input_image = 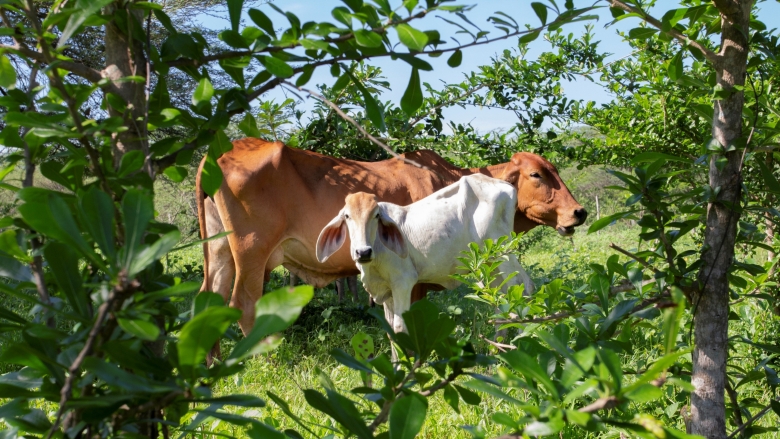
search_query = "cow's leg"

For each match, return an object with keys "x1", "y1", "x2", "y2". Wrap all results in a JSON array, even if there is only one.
[
  {"x1": 231, "y1": 242, "x2": 279, "y2": 334},
  {"x1": 289, "y1": 272, "x2": 297, "y2": 287},
  {"x1": 200, "y1": 197, "x2": 236, "y2": 365},
  {"x1": 348, "y1": 276, "x2": 359, "y2": 302},
  {"x1": 382, "y1": 298, "x2": 400, "y2": 361},
  {"x1": 200, "y1": 196, "x2": 236, "y2": 303},
  {"x1": 336, "y1": 278, "x2": 345, "y2": 302},
  {"x1": 410, "y1": 283, "x2": 427, "y2": 303}
]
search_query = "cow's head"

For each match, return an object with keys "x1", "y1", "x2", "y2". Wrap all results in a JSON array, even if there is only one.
[
  {"x1": 316, "y1": 192, "x2": 407, "y2": 264},
  {"x1": 498, "y1": 152, "x2": 587, "y2": 236}
]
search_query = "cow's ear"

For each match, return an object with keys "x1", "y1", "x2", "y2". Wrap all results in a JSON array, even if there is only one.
[
  {"x1": 378, "y1": 212, "x2": 407, "y2": 258},
  {"x1": 316, "y1": 214, "x2": 347, "y2": 263}
]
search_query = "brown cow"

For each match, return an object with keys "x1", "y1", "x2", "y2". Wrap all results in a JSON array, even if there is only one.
[{"x1": 197, "y1": 138, "x2": 586, "y2": 332}]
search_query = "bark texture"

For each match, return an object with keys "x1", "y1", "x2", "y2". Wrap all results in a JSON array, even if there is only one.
[
  {"x1": 103, "y1": 0, "x2": 148, "y2": 166},
  {"x1": 692, "y1": 1, "x2": 752, "y2": 437}
]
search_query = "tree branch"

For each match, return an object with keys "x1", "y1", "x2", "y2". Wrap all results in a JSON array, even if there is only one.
[
  {"x1": 46, "y1": 274, "x2": 139, "y2": 439},
  {"x1": 727, "y1": 397, "x2": 780, "y2": 438},
  {"x1": 609, "y1": 243, "x2": 663, "y2": 276},
  {"x1": 608, "y1": 0, "x2": 719, "y2": 64},
  {"x1": 281, "y1": 81, "x2": 432, "y2": 171}
]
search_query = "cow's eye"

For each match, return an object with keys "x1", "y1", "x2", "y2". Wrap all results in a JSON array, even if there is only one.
[
  {"x1": 530, "y1": 172, "x2": 541, "y2": 179},
  {"x1": 375, "y1": 213, "x2": 380, "y2": 218},
  {"x1": 344, "y1": 214, "x2": 350, "y2": 219}
]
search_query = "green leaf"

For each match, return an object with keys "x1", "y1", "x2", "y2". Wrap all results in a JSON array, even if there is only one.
[
  {"x1": 248, "y1": 8, "x2": 275, "y2": 38},
  {"x1": 192, "y1": 78, "x2": 214, "y2": 106},
  {"x1": 756, "y1": 159, "x2": 780, "y2": 194},
  {"x1": 201, "y1": 155, "x2": 224, "y2": 197},
  {"x1": 395, "y1": 23, "x2": 428, "y2": 51},
  {"x1": 128, "y1": 230, "x2": 180, "y2": 276},
  {"x1": 330, "y1": 348, "x2": 373, "y2": 374},
  {"x1": 193, "y1": 291, "x2": 224, "y2": 315},
  {"x1": 588, "y1": 211, "x2": 637, "y2": 234},
  {"x1": 220, "y1": 30, "x2": 249, "y2": 49},
  {"x1": 210, "y1": 129, "x2": 234, "y2": 156},
  {"x1": 598, "y1": 349, "x2": 623, "y2": 391},
  {"x1": 118, "y1": 150, "x2": 145, "y2": 177},
  {"x1": 121, "y1": 189, "x2": 153, "y2": 268},
  {"x1": 531, "y1": 2, "x2": 548, "y2": 25},
  {"x1": 389, "y1": 394, "x2": 428, "y2": 439},
  {"x1": 238, "y1": 113, "x2": 261, "y2": 138},
  {"x1": 59, "y1": 0, "x2": 113, "y2": 44},
  {"x1": 348, "y1": 72, "x2": 386, "y2": 131},
  {"x1": 518, "y1": 30, "x2": 540, "y2": 44},
  {"x1": 632, "y1": 152, "x2": 691, "y2": 165},
  {"x1": 228, "y1": 285, "x2": 314, "y2": 363},
  {"x1": 447, "y1": 49, "x2": 462, "y2": 67},
  {"x1": 296, "y1": 64, "x2": 314, "y2": 87},
  {"x1": 227, "y1": 0, "x2": 243, "y2": 32},
  {"x1": 197, "y1": 394, "x2": 266, "y2": 408},
  {"x1": 78, "y1": 187, "x2": 117, "y2": 262},
  {"x1": 599, "y1": 299, "x2": 638, "y2": 337},
  {"x1": 351, "y1": 331, "x2": 374, "y2": 361},
  {"x1": 401, "y1": 68, "x2": 422, "y2": 116},
  {"x1": 623, "y1": 349, "x2": 690, "y2": 393},
  {"x1": 623, "y1": 383, "x2": 663, "y2": 403},
  {"x1": 258, "y1": 56, "x2": 293, "y2": 78},
  {"x1": 163, "y1": 166, "x2": 187, "y2": 182},
  {"x1": 19, "y1": 195, "x2": 101, "y2": 268},
  {"x1": 0, "y1": 55, "x2": 17, "y2": 89},
  {"x1": 178, "y1": 306, "x2": 241, "y2": 372},
  {"x1": 500, "y1": 350, "x2": 560, "y2": 400},
  {"x1": 118, "y1": 318, "x2": 160, "y2": 341},
  {"x1": 354, "y1": 29, "x2": 383, "y2": 48},
  {"x1": 628, "y1": 27, "x2": 658, "y2": 39},
  {"x1": 442, "y1": 385, "x2": 460, "y2": 413},
  {"x1": 668, "y1": 51, "x2": 683, "y2": 81},
  {"x1": 44, "y1": 243, "x2": 89, "y2": 318}
]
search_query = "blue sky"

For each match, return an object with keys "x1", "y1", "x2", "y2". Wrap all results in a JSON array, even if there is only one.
[{"x1": 199, "y1": 0, "x2": 780, "y2": 134}]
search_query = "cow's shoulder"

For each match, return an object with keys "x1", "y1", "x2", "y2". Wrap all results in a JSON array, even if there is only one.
[{"x1": 458, "y1": 174, "x2": 517, "y2": 205}]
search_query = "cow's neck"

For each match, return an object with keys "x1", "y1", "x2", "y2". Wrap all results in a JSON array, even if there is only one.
[
  {"x1": 466, "y1": 162, "x2": 542, "y2": 234},
  {"x1": 466, "y1": 162, "x2": 509, "y2": 179}
]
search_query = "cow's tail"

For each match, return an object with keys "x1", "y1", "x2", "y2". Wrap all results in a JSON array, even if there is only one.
[{"x1": 195, "y1": 156, "x2": 211, "y2": 292}]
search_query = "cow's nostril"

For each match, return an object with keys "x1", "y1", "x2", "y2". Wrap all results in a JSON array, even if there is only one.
[
  {"x1": 356, "y1": 248, "x2": 373, "y2": 259},
  {"x1": 574, "y1": 208, "x2": 588, "y2": 222}
]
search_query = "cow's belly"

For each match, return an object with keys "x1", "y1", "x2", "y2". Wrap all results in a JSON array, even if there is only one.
[{"x1": 269, "y1": 238, "x2": 359, "y2": 287}]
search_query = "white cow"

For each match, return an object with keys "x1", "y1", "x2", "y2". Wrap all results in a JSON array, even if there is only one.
[{"x1": 315, "y1": 174, "x2": 534, "y2": 335}]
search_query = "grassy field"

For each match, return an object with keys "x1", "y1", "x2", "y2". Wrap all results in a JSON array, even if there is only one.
[
  {"x1": 2, "y1": 164, "x2": 778, "y2": 438},
  {"x1": 171, "y1": 224, "x2": 651, "y2": 439}
]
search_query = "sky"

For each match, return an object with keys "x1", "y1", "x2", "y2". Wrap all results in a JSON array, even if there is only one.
[{"x1": 198, "y1": 0, "x2": 780, "y2": 134}]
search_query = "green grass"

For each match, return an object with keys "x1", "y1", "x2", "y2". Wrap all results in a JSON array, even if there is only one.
[{"x1": 190, "y1": 226, "x2": 649, "y2": 438}]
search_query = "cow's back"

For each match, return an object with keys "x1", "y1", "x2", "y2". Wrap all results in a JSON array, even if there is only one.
[
  {"x1": 391, "y1": 175, "x2": 517, "y2": 285},
  {"x1": 212, "y1": 140, "x2": 469, "y2": 278}
]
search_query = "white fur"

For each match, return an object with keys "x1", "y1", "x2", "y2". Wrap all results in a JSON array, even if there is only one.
[{"x1": 317, "y1": 174, "x2": 534, "y2": 335}]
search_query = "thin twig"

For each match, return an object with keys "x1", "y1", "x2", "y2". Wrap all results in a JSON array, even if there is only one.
[
  {"x1": 727, "y1": 398, "x2": 780, "y2": 438},
  {"x1": 281, "y1": 81, "x2": 430, "y2": 171},
  {"x1": 479, "y1": 334, "x2": 512, "y2": 352},
  {"x1": 407, "y1": 84, "x2": 486, "y2": 127},
  {"x1": 724, "y1": 379, "x2": 744, "y2": 430},
  {"x1": 609, "y1": 243, "x2": 663, "y2": 276},
  {"x1": 608, "y1": 0, "x2": 719, "y2": 64},
  {"x1": 46, "y1": 276, "x2": 136, "y2": 439}
]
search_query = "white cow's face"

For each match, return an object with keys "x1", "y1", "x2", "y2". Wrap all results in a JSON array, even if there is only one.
[{"x1": 316, "y1": 192, "x2": 407, "y2": 264}]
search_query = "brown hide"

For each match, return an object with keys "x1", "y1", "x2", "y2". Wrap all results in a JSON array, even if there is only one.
[{"x1": 197, "y1": 139, "x2": 585, "y2": 332}]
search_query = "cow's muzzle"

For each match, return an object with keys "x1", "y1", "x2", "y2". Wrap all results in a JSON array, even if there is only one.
[
  {"x1": 557, "y1": 208, "x2": 587, "y2": 236},
  {"x1": 355, "y1": 247, "x2": 373, "y2": 263}
]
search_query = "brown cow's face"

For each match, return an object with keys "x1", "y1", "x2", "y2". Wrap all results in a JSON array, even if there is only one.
[{"x1": 501, "y1": 152, "x2": 587, "y2": 236}]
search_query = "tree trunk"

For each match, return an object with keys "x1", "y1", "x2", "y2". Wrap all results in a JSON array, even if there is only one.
[
  {"x1": 104, "y1": 0, "x2": 149, "y2": 169},
  {"x1": 692, "y1": 1, "x2": 752, "y2": 437}
]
